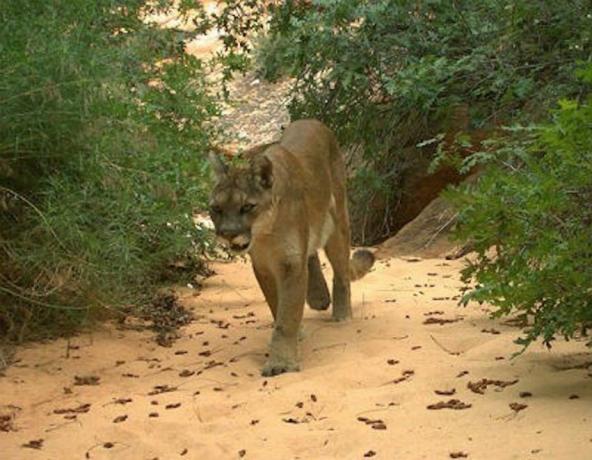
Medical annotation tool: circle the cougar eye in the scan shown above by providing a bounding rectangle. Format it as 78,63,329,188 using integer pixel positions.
240,203,256,214
210,205,222,215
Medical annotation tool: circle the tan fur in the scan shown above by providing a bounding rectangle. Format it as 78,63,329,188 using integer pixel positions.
209,119,374,376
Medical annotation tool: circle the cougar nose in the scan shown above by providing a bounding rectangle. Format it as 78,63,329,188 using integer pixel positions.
217,229,238,240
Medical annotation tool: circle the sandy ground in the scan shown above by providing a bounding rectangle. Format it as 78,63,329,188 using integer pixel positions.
1,254,591,459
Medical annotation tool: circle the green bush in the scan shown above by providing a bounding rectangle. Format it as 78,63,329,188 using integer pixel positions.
449,66,592,349
238,0,591,242
0,0,216,341
252,33,296,82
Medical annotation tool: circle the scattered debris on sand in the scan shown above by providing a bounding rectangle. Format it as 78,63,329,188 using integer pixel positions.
143,292,193,347
467,378,518,395
427,399,472,410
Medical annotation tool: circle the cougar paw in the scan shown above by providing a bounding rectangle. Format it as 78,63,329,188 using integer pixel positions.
308,298,331,311
261,359,300,377
307,289,331,311
332,310,352,322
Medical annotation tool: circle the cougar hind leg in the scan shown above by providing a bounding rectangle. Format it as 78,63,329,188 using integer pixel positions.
307,252,331,310
324,227,352,321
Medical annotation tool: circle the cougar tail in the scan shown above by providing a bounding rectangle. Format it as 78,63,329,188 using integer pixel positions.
349,249,375,281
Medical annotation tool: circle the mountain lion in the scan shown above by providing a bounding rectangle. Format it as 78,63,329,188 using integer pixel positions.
208,119,374,376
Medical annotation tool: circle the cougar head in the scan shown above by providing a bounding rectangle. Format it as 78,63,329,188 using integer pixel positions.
208,152,273,253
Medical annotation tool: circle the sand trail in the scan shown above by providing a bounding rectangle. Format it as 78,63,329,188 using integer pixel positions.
1,255,591,459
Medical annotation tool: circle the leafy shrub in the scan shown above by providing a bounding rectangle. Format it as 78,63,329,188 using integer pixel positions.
223,0,591,242
448,66,592,349
0,0,216,340
252,33,297,82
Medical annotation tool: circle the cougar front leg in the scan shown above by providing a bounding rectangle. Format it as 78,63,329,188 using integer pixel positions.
253,266,277,321
261,259,307,377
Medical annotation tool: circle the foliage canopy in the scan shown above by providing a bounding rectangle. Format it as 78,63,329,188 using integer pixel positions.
228,0,592,242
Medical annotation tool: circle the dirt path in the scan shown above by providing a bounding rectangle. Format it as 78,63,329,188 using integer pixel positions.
1,255,590,459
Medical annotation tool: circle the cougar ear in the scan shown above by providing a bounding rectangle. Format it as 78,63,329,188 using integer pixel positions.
208,151,228,180
251,155,273,189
